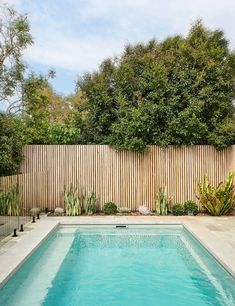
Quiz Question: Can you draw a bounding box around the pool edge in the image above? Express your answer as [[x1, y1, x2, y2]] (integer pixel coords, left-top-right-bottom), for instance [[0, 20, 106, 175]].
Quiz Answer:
[[182, 221, 235, 279], [0, 220, 59, 288], [1, 217, 235, 288]]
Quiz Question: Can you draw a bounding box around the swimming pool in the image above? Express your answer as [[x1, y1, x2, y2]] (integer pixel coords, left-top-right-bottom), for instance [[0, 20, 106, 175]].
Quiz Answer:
[[0, 225, 235, 306]]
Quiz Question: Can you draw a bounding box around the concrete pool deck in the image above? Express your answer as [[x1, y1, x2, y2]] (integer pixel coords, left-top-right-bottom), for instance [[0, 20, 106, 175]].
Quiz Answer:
[[0, 215, 235, 287]]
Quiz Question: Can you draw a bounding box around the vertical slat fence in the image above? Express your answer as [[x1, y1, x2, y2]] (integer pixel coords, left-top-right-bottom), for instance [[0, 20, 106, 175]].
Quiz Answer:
[[20, 145, 235, 211]]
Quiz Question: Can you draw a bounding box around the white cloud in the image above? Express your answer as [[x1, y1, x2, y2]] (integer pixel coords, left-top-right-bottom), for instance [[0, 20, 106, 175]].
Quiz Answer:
[[3, 0, 235, 92], [24, 35, 124, 72]]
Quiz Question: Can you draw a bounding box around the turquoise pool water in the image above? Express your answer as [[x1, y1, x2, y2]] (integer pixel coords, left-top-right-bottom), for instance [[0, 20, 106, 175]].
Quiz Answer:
[[0, 225, 235, 306]]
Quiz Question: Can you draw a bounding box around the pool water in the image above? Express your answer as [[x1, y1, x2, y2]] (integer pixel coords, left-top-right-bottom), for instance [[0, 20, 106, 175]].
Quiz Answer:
[[0, 225, 235, 306]]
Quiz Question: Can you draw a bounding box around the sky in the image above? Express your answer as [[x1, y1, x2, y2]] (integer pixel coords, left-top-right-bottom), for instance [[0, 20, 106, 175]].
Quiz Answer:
[[3, 0, 235, 96]]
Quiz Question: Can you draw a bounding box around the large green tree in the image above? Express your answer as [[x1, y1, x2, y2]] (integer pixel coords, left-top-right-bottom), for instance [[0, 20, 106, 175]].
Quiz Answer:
[[75, 21, 235, 151]]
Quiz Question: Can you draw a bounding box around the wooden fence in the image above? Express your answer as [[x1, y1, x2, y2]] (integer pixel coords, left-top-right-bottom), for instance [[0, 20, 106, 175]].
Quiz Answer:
[[19, 145, 235, 211]]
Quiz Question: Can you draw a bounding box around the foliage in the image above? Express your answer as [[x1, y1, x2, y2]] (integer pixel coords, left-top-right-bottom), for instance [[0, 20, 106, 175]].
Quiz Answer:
[[21, 73, 80, 144], [184, 200, 198, 215], [75, 21, 235, 151], [0, 184, 20, 216], [103, 201, 117, 214], [20, 73, 51, 143], [0, 113, 24, 176], [155, 187, 169, 215], [85, 191, 98, 215], [197, 173, 235, 216], [46, 123, 80, 145], [0, 4, 33, 107], [76, 59, 117, 144], [108, 104, 151, 152], [172, 203, 185, 216], [64, 184, 84, 216]]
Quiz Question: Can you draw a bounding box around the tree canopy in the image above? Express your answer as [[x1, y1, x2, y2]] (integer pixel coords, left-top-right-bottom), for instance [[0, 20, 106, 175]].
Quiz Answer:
[[75, 21, 235, 151], [21, 72, 80, 145], [1, 6, 235, 177]]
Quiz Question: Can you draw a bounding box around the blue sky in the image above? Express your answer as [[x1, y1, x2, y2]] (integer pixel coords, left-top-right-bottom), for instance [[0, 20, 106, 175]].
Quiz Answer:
[[6, 0, 235, 96]]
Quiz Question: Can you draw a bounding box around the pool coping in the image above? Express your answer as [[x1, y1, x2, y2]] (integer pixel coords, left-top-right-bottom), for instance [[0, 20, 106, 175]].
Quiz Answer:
[[0, 216, 235, 288], [0, 220, 59, 288]]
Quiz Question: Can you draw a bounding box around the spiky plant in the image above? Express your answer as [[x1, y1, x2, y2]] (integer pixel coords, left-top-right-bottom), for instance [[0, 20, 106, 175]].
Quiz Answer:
[[64, 184, 84, 216], [197, 173, 235, 216], [155, 187, 168, 215], [0, 184, 20, 216], [85, 191, 98, 215]]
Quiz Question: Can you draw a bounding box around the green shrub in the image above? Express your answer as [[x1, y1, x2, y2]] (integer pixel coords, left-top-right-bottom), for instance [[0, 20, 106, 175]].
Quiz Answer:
[[103, 202, 117, 215], [197, 173, 235, 216], [0, 184, 20, 216], [64, 184, 84, 216], [172, 203, 185, 216], [184, 200, 198, 215], [85, 191, 98, 215], [155, 187, 169, 215]]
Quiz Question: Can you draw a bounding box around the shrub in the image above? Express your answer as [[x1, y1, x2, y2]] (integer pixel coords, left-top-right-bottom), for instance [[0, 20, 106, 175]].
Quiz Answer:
[[64, 184, 84, 216], [103, 202, 117, 214], [0, 184, 20, 216], [85, 191, 98, 215], [184, 200, 198, 215], [172, 203, 185, 216], [155, 187, 169, 215], [197, 173, 235, 216]]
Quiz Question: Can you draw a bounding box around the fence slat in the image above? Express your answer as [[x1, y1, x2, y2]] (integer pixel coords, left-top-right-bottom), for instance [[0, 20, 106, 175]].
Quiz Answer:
[[19, 145, 235, 211]]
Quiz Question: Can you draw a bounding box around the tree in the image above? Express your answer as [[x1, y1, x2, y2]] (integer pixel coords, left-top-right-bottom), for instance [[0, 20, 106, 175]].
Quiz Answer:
[[76, 59, 118, 144], [75, 21, 235, 151], [0, 4, 33, 108], [0, 113, 24, 176], [22, 72, 80, 144]]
